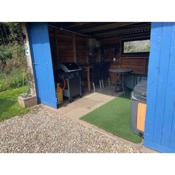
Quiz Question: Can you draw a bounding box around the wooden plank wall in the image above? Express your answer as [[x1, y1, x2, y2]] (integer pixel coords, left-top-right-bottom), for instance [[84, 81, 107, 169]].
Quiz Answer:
[[144, 22, 175, 152], [99, 37, 148, 75], [100, 37, 120, 62], [28, 23, 58, 108], [120, 57, 147, 74], [49, 27, 88, 71], [49, 26, 149, 78], [76, 35, 88, 64]]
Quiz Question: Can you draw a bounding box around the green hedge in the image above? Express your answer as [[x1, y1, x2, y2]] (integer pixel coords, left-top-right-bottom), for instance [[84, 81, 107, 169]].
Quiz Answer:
[[0, 42, 29, 92], [0, 68, 28, 92]]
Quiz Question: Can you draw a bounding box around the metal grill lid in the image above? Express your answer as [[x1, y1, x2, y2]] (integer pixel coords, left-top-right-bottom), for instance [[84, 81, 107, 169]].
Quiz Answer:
[[63, 63, 80, 70], [58, 63, 82, 72], [132, 80, 147, 101]]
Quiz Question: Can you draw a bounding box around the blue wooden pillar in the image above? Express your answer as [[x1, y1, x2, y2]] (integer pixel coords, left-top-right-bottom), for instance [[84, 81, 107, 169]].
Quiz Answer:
[[144, 22, 175, 152], [27, 23, 58, 108]]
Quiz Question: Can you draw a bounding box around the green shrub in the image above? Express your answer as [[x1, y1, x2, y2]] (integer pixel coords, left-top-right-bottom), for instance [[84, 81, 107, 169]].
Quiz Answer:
[[0, 44, 26, 73], [0, 23, 29, 92], [0, 78, 9, 92], [0, 68, 28, 92], [0, 45, 13, 72]]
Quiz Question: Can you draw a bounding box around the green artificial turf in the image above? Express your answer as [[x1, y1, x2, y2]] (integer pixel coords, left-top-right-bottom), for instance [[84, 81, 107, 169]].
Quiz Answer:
[[0, 86, 29, 122], [81, 96, 142, 143]]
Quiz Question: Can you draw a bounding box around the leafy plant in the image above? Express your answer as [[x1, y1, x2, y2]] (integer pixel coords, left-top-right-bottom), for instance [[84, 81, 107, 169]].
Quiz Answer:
[[0, 69, 28, 92], [0, 23, 30, 92], [0, 22, 23, 44], [0, 46, 12, 71]]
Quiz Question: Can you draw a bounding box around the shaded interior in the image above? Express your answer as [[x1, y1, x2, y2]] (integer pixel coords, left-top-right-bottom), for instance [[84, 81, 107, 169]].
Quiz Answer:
[[48, 22, 150, 97]]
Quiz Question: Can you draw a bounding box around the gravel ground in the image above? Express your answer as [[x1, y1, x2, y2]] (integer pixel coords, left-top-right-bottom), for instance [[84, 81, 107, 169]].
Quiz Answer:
[[0, 106, 144, 153]]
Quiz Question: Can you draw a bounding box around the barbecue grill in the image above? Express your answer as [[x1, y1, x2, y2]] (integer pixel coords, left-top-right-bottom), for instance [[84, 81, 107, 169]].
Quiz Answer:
[[57, 63, 82, 102]]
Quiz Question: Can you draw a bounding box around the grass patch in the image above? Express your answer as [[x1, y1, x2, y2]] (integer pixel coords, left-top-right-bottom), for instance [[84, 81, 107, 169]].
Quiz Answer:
[[0, 86, 29, 122], [81, 96, 142, 143]]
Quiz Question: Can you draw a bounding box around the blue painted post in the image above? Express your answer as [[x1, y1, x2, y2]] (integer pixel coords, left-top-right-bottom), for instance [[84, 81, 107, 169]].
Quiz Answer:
[[144, 22, 175, 152], [27, 23, 58, 108]]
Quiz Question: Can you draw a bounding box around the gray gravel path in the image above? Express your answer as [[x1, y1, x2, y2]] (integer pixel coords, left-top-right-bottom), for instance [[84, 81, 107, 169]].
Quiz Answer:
[[0, 106, 146, 153]]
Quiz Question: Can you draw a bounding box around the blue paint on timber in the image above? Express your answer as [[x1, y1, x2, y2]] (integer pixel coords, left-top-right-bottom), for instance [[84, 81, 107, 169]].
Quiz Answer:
[[144, 22, 175, 152], [27, 23, 58, 108]]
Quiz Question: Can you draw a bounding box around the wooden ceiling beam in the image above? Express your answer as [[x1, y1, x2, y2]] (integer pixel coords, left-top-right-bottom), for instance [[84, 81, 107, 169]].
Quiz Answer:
[[94, 24, 150, 38], [97, 32, 150, 39], [68, 22, 107, 30], [78, 22, 136, 33], [66, 22, 89, 29]]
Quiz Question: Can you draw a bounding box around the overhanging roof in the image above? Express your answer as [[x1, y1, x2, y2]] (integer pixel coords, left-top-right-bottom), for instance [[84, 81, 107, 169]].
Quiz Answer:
[[49, 22, 151, 38]]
